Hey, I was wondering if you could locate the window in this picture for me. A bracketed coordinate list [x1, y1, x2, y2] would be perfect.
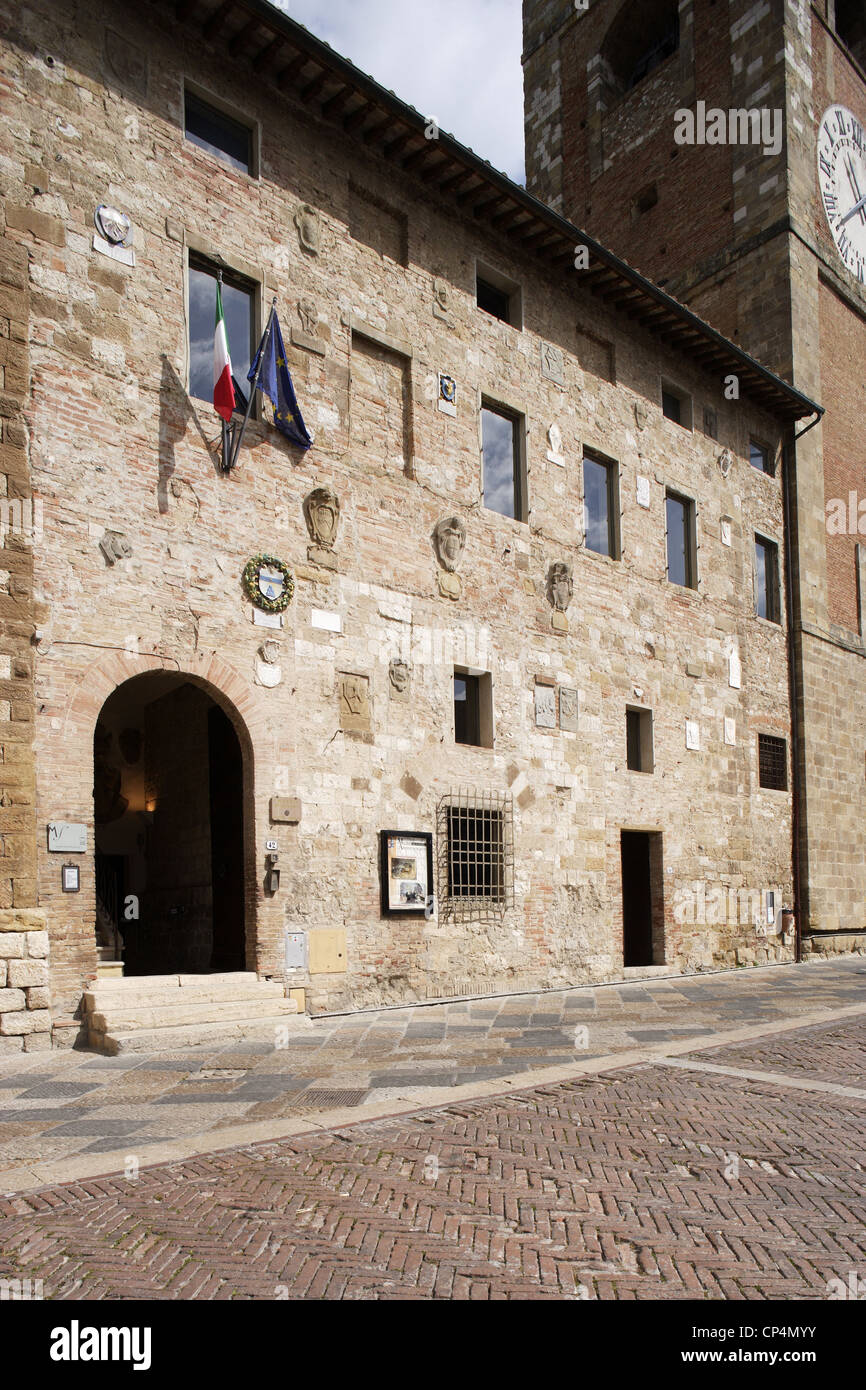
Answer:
[481, 403, 525, 521]
[750, 439, 773, 475]
[661, 382, 691, 428]
[835, 0, 866, 64]
[626, 708, 654, 773]
[583, 455, 619, 558]
[666, 491, 697, 589]
[758, 734, 788, 791]
[188, 254, 255, 404]
[454, 670, 493, 748]
[755, 535, 781, 623]
[437, 789, 514, 921]
[599, 0, 680, 99]
[184, 90, 253, 175]
[475, 262, 521, 328]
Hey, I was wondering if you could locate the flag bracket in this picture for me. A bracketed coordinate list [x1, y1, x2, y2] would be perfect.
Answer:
[220, 295, 277, 474]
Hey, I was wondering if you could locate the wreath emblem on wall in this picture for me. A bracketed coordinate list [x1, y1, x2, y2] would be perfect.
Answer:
[242, 554, 295, 613]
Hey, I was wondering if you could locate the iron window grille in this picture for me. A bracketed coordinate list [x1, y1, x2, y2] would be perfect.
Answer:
[758, 734, 788, 791]
[437, 789, 514, 923]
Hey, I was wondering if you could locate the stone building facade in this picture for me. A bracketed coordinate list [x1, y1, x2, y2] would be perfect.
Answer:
[523, 0, 866, 952]
[0, 0, 817, 1049]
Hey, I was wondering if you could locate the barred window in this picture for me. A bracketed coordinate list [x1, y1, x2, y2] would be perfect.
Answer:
[437, 790, 514, 922]
[758, 734, 787, 791]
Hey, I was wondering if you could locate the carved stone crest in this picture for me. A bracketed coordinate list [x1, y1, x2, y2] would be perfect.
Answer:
[99, 530, 132, 565]
[433, 277, 452, 322]
[94, 204, 131, 247]
[634, 401, 648, 431]
[389, 658, 411, 699]
[304, 486, 340, 568]
[298, 299, 318, 335]
[255, 639, 282, 688]
[294, 204, 320, 255]
[546, 423, 564, 466]
[547, 561, 573, 613]
[718, 447, 733, 478]
[559, 687, 579, 732]
[433, 515, 465, 573]
[339, 673, 371, 732]
[540, 340, 565, 386]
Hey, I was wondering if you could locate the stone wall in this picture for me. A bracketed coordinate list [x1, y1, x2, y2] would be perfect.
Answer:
[0, 0, 799, 1026]
[0, 909, 51, 1052]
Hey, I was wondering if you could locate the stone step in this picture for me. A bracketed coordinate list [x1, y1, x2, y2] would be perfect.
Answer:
[84, 979, 286, 1012]
[622, 964, 676, 980]
[88, 996, 298, 1034]
[91, 1013, 312, 1056]
[91, 971, 260, 994]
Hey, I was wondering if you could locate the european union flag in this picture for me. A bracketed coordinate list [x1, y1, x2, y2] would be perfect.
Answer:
[247, 309, 313, 450]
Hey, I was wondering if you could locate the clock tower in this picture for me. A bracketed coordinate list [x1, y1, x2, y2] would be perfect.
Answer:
[523, 0, 866, 949]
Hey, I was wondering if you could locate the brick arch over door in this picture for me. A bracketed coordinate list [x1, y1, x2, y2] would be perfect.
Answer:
[47, 650, 272, 1002]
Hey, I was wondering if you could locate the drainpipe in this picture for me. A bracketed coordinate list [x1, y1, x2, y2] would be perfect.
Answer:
[781, 428, 808, 964]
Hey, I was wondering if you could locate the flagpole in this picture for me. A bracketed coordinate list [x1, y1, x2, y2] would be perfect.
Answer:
[227, 296, 277, 473]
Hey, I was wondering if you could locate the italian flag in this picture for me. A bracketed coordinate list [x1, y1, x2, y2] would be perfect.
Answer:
[213, 279, 235, 423]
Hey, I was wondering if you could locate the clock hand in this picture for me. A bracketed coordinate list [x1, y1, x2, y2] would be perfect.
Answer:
[840, 192, 866, 226]
[844, 158, 866, 226]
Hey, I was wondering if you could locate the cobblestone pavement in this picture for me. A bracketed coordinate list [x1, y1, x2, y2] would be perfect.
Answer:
[0, 959, 864, 1183]
[0, 1011, 864, 1300]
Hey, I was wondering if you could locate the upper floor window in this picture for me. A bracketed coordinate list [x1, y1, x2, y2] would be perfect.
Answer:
[481, 403, 526, 521]
[666, 490, 697, 589]
[583, 454, 619, 558]
[662, 381, 691, 429]
[188, 253, 254, 404]
[475, 262, 522, 328]
[750, 438, 774, 475]
[755, 535, 781, 624]
[835, 0, 866, 65]
[600, 0, 680, 100]
[184, 89, 254, 175]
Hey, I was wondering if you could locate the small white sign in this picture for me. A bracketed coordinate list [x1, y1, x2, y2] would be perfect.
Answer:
[311, 609, 341, 633]
[685, 719, 700, 751]
[253, 608, 282, 629]
[724, 716, 736, 746]
[720, 517, 732, 547]
[728, 648, 742, 689]
[265, 839, 278, 851]
[48, 822, 87, 853]
[636, 476, 651, 509]
[92, 233, 135, 266]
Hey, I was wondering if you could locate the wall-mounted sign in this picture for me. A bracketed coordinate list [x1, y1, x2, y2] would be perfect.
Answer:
[61, 864, 80, 892]
[380, 830, 433, 918]
[47, 822, 87, 853]
[242, 554, 295, 613]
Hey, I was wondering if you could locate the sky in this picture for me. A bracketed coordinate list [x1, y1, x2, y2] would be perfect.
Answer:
[275, 0, 527, 184]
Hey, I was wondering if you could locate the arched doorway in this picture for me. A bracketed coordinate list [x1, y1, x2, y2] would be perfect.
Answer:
[93, 671, 247, 976]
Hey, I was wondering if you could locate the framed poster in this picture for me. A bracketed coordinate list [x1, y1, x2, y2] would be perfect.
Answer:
[380, 830, 433, 917]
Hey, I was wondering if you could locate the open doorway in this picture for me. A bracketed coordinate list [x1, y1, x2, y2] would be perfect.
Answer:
[93, 672, 247, 976]
[620, 830, 664, 967]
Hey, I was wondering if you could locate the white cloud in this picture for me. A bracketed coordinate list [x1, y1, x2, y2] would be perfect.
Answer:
[274, 0, 526, 184]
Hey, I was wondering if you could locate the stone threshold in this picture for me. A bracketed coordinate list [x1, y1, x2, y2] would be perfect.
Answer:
[2, 998, 864, 1197]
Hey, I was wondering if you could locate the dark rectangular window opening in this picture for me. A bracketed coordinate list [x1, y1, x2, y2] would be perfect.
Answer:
[477, 277, 511, 322]
[666, 490, 697, 589]
[662, 389, 681, 425]
[626, 708, 654, 773]
[454, 670, 492, 748]
[750, 438, 774, 475]
[446, 805, 505, 902]
[758, 734, 788, 791]
[583, 454, 619, 558]
[184, 90, 253, 175]
[187, 253, 255, 406]
[482, 403, 524, 521]
[755, 535, 781, 623]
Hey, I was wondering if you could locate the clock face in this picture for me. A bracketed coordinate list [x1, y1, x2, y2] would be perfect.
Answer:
[818, 105, 866, 284]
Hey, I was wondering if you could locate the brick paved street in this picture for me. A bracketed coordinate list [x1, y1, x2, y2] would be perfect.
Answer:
[1, 958, 864, 1193]
[1, 1004, 864, 1300]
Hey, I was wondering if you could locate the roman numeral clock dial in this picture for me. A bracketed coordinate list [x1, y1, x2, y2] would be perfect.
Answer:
[818, 105, 866, 284]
